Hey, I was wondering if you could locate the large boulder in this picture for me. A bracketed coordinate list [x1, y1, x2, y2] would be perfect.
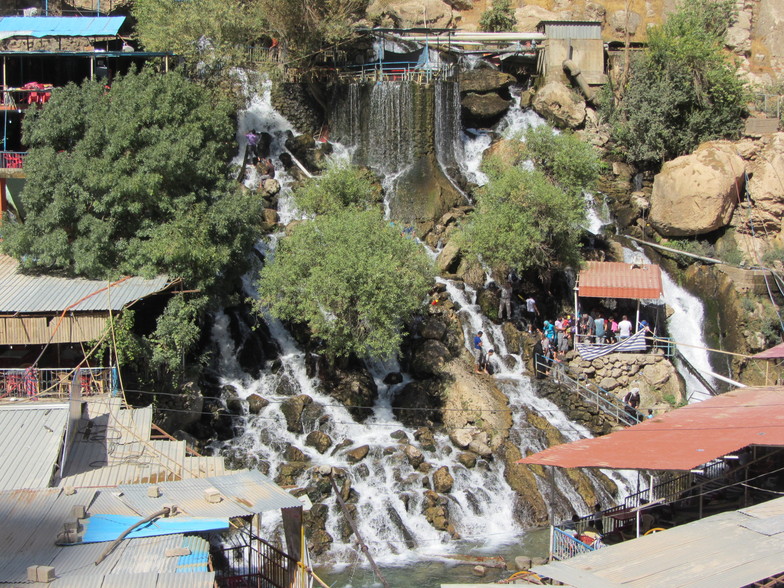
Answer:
[515, 5, 563, 32]
[532, 82, 586, 128]
[461, 92, 512, 121]
[459, 70, 516, 94]
[608, 10, 642, 38]
[649, 141, 745, 237]
[369, 0, 453, 28]
[410, 339, 452, 377]
[744, 133, 784, 233]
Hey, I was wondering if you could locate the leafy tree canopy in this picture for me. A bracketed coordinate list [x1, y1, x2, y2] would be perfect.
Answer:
[602, 0, 746, 167]
[256, 208, 434, 360]
[1, 68, 261, 293]
[480, 0, 516, 32]
[465, 160, 586, 273]
[133, 0, 269, 76]
[520, 125, 603, 198]
[293, 161, 380, 215]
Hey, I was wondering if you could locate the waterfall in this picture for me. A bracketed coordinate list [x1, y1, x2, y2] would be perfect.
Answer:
[623, 247, 716, 402]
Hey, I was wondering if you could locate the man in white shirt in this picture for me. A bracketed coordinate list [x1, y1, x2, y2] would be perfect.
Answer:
[618, 315, 632, 340]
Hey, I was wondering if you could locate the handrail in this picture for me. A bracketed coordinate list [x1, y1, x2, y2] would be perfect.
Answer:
[0, 366, 114, 400]
[535, 353, 642, 426]
[551, 527, 600, 560]
[0, 151, 27, 169]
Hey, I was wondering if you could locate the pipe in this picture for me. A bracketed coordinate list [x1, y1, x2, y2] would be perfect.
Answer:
[562, 59, 595, 103]
[94, 507, 172, 565]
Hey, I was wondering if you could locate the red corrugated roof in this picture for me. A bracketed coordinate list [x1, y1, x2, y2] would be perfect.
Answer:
[753, 342, 784, 359]
[518, 387, 784, 471]
[578, 261, 663, 300]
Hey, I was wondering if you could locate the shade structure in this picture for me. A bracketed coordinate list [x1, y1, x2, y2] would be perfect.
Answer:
[0, 16, 125, 39]
[518, 386, 784, 471]
[577, 261, 663, 300]
[753, 342, 784, 360]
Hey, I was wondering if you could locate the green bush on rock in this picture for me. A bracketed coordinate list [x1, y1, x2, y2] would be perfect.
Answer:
[256, 208, 434, 360]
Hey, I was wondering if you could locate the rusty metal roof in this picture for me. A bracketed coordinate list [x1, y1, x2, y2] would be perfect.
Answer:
[0, 255, 170, 313]
[578, 261, 663, 300]
[753, 342, 784, 359]
[518, 386, 784, 471]
[116, 471, 303, 518]
[0, 404, 69, 491]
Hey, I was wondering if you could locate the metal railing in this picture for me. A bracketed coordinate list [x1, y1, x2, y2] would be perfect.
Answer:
[551, 527, 601, 560]
[753, 93, 784, 120]
[0, 367, 116, 401]
[217, 533, 305, 588]
[341, 61, 458, 84]
[0, 152, 27, 169]
[535, 354, 642, 426]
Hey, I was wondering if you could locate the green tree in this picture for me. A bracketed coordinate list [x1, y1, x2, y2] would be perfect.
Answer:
[1, 68, 260, 292]
[479, 0, 516, 32]
[133, 0, 269, 76]
[464, 162, 586, 272]
[521, 125, 603, 198]
[256, 208, 434, 359]
[293, 162, 380, 215]
[602, 0, 746, 167]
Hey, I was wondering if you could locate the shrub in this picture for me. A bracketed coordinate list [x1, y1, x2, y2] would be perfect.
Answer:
[480, 0, 516, 32]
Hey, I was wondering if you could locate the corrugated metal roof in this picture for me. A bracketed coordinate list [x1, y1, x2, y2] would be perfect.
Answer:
[531, 496, 784, 587]
[0, 16, 125, 39]
[578, 261, 663, 300]
[753, 341, 784, 359]
[182, 456, 227, 479]
[0, 405, 69, 491]
[0, 255, 169, 313]
[176, 536, 211, 573]
[518, 386, 784, 471]
[154, 571, 216, 588]
[79, 514, 228, 543]
[117, 470, 303, 518]
[538, 20, 602, 39]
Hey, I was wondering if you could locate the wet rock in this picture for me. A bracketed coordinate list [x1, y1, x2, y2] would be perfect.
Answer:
[280, 394, 313, 433]
[284, 444, 308, 462]
[331, 439, 353, 455]
[301, 400, 327, 431]
[305, 430, 333, 454]
[390, 430, 409, 442]
[418, 462, 433, 474]
[468, 439, 493, 458]
[346, 444, 370, 463]
[262, 208, 279, 226]
[404, 444, 425, 468]
[419, 316, 448, 340]
[433, 466, 454, 493]
[319, 359, 378, 421]
[274, 373, 300, 396]
[392, 380, 444, 428]
[459, 70, 515, 94]
[437, 241, 461, 273]
[450, 427, 474, 449]
[458, 452, 477, 468]
[260, 178, 280, 198]
[414, 427, 437, 452]
[354, 463, 370, 478]
[499, 441, 549, 526]
[473, 565, 486, 577]
[515, 556, 532, 571]
[532, 82, 586, 129]
[462, 92, 511, 121]
[384, 372, 403, 385]
[247, 394, 269, 415]
[410, 339, 452, 377]
[276, 462, 308, 486]
[154, 378, 205, 434]
[532, 557, 547, 566]
[308, 529, 333, 556]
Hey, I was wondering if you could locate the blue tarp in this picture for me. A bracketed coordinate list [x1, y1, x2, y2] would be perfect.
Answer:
[73, 515, 229, 544]
[0, 16, 125, 39]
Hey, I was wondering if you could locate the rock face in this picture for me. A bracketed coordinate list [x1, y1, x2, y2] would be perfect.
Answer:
[461, 92, 512, 121]
[649, 141, 745, 237]
[743, 134, 784, 233]
[459, 70, 516, 94]
[532, 82, 586, 129]
[608, 10, 642, 36]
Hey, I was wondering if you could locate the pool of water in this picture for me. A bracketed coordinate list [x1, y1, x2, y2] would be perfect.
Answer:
[313, 528, 550, 587]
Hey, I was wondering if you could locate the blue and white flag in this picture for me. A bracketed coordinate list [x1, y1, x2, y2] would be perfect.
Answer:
[576, 329, 648, 361]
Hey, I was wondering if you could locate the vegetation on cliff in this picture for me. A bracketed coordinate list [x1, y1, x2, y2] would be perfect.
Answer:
[1, 69, 261, 379]
[293, 162, 381, 215]
[602, 0, 746, 167]
[464, 126, 600, 273]
[257, 181, 434, 360]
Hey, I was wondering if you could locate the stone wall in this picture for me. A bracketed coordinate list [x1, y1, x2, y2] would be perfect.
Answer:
[566, 350, 686, 409]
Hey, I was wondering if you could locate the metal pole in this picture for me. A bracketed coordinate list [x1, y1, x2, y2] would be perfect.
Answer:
[328, 474, 389, 588]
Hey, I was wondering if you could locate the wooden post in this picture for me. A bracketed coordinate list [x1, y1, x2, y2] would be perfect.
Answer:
[0, 178, 6, 222]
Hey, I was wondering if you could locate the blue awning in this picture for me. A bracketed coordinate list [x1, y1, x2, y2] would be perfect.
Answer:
[0, 16, 125, 39]
[71, 515, 229, 544]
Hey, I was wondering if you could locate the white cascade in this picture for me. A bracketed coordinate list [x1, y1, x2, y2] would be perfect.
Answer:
[624, 246, 716, 402]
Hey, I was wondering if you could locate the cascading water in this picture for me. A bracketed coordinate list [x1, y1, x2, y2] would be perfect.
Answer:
[623, 246, 716, 402]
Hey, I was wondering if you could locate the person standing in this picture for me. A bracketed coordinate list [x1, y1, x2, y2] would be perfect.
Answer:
[499, 282, 512, 321]
[245, 128, 260, 160]
[525, 295, 539, 327]
[556, 316, 569, 354]
[594, 313, 606, 344]
[618, 315, 632, 341]
[623, 387, 641, 422]
[473, 331, 485, 374]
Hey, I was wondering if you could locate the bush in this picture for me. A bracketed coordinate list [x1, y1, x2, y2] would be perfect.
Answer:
[293, 162, 380, 215]
[601, 0, 746, 167]
[256, 208, 434, 360]
[479, 0, 516, 32]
